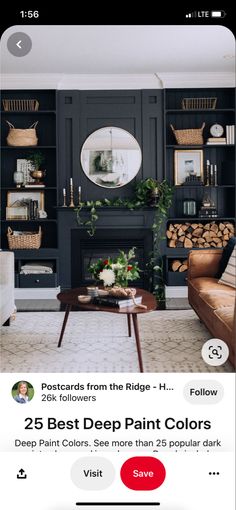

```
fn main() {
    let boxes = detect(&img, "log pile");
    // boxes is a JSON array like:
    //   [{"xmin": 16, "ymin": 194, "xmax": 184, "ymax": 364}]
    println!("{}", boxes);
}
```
[
  {"xmin": 171, "ymin": 259, "xmax": 188, "ymax": 272},
  {"xmin": 167, "ymin": 221, "xmax": 235, "ymax": 248}
]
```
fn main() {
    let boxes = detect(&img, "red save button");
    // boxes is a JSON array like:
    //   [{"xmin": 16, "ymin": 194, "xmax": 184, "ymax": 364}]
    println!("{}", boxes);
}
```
[{"xmin": 120, "ymin": 456, "xmax": 166, "ymax": 491}]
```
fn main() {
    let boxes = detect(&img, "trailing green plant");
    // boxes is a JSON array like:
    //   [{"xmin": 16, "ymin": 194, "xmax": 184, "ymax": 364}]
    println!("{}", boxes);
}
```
[
  {"xmin": 147, "ymin": 180, "xmax": 173, "ymax": 302},
  {"xmin": 75, "ymin": 178, "xmax": 173, "ymax": 301}
]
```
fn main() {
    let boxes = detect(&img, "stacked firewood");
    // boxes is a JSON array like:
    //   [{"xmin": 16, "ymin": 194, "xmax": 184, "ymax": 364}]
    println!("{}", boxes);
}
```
[
  {"xmin": 171, "ymin": 259, "xmax": 188, "ymax": 272},
  {"xmin": 166, "ymin": 221, "xmax": 235, "ymax": 248}
]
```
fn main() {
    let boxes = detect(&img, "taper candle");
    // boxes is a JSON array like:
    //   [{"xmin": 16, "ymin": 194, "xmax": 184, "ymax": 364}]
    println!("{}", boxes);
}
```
[{"xmin": 62, "ymin": 188, "xmax": 67, "ymax": 207}]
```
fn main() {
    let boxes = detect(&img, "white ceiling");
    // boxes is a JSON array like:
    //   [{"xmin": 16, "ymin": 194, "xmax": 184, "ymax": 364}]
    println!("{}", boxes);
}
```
[{"xmin": 1, "ymin": 25, "xmax": 235, "ymax": 74}]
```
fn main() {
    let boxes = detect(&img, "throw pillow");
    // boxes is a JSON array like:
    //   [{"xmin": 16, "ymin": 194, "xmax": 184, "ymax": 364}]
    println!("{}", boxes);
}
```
[
  {"xmin": 218, "ymin": 246, "xmax": 236, "ymax": 289},
  {"xmin": 216, "ymin": 236, "xmax": 236, "ymax": 278}
]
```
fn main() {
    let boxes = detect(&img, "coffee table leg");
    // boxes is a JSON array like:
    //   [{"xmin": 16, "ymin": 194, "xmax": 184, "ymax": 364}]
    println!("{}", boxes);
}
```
[
  {"xmin": 58, "ymin": 304, "xmax": 72, "ymax": 348},
  {"xmin": 132, "ymin": 313, "xmax": 144, "ymax": 373},
  {"xmin": 127, "ymin": 314, "xmax": 132, "ymax": 337}
]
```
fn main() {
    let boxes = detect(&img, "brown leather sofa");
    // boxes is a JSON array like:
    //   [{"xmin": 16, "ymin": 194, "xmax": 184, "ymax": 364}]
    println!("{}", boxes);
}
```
[{"xmin": 188, "ymin": 249, "xmax": 236, "ymax": 368}]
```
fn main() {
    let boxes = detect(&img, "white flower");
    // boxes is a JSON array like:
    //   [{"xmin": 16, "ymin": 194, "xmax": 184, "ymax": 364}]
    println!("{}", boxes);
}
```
[
  {"xmin": 98, "ymin": 268, "xmax": 115, "ymax": 287},
  {"xmin": 111, "ymin": 263, "xmax": 123, "ymax": 270}
]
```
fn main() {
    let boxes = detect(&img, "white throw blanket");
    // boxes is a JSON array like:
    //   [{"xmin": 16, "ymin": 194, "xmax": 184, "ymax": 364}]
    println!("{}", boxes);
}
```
[{"xmin": 20, "ymin": 262, "xmax": 53, "ymax": 274}]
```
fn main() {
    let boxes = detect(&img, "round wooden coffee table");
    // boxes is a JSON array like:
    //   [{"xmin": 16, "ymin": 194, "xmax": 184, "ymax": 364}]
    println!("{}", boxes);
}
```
[{"xmin": 57, "ymin": 287, "xmax": 156, "ymax": 372}]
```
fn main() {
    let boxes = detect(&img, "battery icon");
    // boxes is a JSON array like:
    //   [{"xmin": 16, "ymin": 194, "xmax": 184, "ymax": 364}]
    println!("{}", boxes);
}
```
[{"xmin": 211, "ymin": 10, "xmax": 226, "ymax": 18}]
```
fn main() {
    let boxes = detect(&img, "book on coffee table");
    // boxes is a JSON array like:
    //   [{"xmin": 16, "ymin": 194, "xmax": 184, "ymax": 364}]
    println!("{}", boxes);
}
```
[{"xmin": 92, "ymin": 295, "xmax": 142, "ymax": 308}]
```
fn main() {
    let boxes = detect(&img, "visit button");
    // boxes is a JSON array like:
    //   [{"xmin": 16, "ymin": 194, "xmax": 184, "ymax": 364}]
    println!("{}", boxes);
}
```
[{"xmin": 120, "ymin": 456, "xmax": 166, "ymax": 490}]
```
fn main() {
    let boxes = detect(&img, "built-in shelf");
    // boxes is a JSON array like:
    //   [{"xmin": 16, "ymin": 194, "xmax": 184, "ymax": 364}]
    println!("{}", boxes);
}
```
[
  {"xmin": 1, "ymin": 186, "xmax": 57, "ymax": 190},
  {"xmin": 165, "ymin": 247, "xmax": 223, "ymax": 256},
  {"xmin": 168, "ymin": 217, "xmax": 235, "ymax": 221},
  {"xmin": 1, "ymin": 146, "xmax": 56, "ymax": 149},
  {"xmin": 2, "ymin": 186, "xmax": 57, "ymax": 189},
  {"xmin": 164, "ymin": 88, "xmax": 235, "ymax": 287},
  {"xmin": 1, "ymin": 90, "xmax": 58, "ymax": 289},
  {"xmin": 14, "ymin": 248, "xmax": 59, "ymax": 259},
  {"xmin": 174, "ymin": 185, "xmax": 235, "ymax": 189},
  {"xmin": 1, "ymin": 110, "xmax": 56, "ymax": 114},
  {"xmin": 166, "ymin": 108, "xmax": 235, "ymax": 113},
  {"xmin": 2, "ymin": 219, "xmax": 57, "ymax": 223},
  {"xmin": 166, "ymin": 144, "xmax": 235, "ymax": 149}
]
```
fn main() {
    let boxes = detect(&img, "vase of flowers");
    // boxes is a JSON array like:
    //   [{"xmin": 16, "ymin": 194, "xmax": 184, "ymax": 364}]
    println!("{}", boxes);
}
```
[{"xmin": 88, "ymin": 247, "xmax": 140, "ymax": 288}]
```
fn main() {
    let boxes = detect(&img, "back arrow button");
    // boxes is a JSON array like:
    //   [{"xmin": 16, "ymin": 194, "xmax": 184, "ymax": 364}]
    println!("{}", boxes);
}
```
[{"xmin": 7, "ymin": 32, "xmax": 32, "ymax": 57}]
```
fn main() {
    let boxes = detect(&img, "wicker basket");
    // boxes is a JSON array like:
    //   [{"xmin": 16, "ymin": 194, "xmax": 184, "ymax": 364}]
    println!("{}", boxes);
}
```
[
  {"xmin": 7, "ymin": 226, "xmax": 42, "ymax": 250},
  {"xmin": 2, "ymin": 99, "xmax": 39, "ymax": 111},
  {"xmin": 6, "ymin": 121, "xmax": 38, "ymax": 147},
  {"xmin": 170, "ymin": 123, "xmax": 205, "ymax": 145},
  {"xmin": 182, "ymin": 97, "xmax": 217, "ymax": 110}
]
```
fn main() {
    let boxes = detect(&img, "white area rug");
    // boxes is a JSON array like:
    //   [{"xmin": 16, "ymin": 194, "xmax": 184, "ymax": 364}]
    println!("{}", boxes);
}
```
[{"xmin": 0, "ymin": 310, "xmax": 233, "ymax": 373}]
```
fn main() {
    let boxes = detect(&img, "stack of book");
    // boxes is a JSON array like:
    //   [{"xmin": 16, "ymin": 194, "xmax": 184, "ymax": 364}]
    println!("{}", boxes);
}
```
[
  {"xmin": 206, "ymin": 137, "xmax": 226, "ymax": 145},
  {"xmin": 226, "ymin": 125, "xmax": 235, "ymax": 145},
  {"xmin": 25, "ymin": 199, "xmax": 39, "ymax": 219},
  {"xmin": 92, "ymin": 295, "xmax": 142, "ymax": 308}
]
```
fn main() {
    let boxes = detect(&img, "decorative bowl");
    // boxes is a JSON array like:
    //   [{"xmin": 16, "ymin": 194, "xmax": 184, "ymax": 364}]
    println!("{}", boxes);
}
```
[
  {"xmin": 97, "ymin": 289, "xmax": 109, "ymax": 296},
  {"xmin": 78, "ymin": 295, "xmax": 92, "ymax": 303},
  {"xmin": 30, "ymin": 169, "xmax": 46, "ymax": 179}
]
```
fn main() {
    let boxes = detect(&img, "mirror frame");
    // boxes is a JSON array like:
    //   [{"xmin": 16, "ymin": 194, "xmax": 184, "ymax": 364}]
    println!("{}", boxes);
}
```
[{"xmin": 80, "ymin": 126, "xmax": 142, "ymax": 189}]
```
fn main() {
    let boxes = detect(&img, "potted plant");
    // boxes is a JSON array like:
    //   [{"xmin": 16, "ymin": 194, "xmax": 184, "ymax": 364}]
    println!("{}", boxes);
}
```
[
  {"xmin": 134, "ymin": 177, "xmax": 160, "ymax": 206},
  {"xmin": 26, "ymin": 152, "xmax": 46, "ymax": 185}
]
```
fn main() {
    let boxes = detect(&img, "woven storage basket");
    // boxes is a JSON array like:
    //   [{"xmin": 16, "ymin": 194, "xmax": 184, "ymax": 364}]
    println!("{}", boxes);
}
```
[
  {"xmin": 2, "ymin": 99, "xmax": 39, "ymax": 111},
  {"xmin": 6, "ymin": 121, "xmax": 38, "ymax": 147},
  {"xmin": 7, "ymin": 226, "xmax": 42, "ymax": 250},
  {"xmin": 182, "ymin": 97, "xmax": 217, "ymax": 110},
  {"xmin": 170, "ymin": 123, "xmax": 205, "ymax": 145}
]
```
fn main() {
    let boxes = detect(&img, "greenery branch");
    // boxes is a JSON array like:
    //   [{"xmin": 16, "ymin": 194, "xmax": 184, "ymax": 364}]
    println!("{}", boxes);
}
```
[{"xmin": 75, "ymin": 178, "xmax": 173, "ymax": 302}]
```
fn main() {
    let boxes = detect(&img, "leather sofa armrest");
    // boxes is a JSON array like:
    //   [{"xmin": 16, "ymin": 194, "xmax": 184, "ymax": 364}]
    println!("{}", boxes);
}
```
[
  {"xmin": 233, "ymin": 300, "xmax": 236, "ymax": 351},
  {"xmin": 188, "ymin": 249, "xmax": 223, "ymax": 280}
]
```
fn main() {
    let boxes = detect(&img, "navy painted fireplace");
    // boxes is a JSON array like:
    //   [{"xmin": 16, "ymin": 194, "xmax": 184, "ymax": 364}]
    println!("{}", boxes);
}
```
[
  {"xmin": 58, "ymin": 208, "xmax": 154, "ymax": 289},
  {"xmin": 71, "ymin": 228, "xmax": 152, "ymax": 289}
]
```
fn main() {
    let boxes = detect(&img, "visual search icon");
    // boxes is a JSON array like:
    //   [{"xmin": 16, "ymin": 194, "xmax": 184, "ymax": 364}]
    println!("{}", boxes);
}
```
[{"xmin": 201, "ymin": 339, "xmax": 229, "ymax": 366}]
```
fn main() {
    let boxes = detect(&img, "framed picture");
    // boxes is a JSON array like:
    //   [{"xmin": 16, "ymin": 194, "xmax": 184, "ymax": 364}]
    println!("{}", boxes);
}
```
[
  {"xmin": 16, "ymin": 159, "xmax": 34, "ymax": 185},
  {"xmin": 7, "ymin": 190, "xmax": 44, "ymax": 209},
  {"xmin": 6, "ymin": 190, "xmax": 45, "ymax": 220},
  {"xmin": 174, "ymin": 150, "xmax": 203, "ymax": 185}
]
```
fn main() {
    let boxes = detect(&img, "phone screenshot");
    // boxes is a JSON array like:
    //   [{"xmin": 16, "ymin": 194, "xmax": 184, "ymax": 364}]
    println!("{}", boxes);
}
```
[{"xmin": 0, "ymin": 8, "xmax": 235, "ymax": 510}]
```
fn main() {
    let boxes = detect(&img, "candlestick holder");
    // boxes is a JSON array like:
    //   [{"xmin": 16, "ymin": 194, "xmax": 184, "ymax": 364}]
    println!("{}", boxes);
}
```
[
  {"xmin": 62, "ymin": 189, "xmax": 67, "ymax": 207},
  {"xmin": 61, "ymin": 188, "xmax": 67, "ymax": 207},
  {"xmin": 69, "ymin": 183, "xmax": 75, "ymax": 208}
]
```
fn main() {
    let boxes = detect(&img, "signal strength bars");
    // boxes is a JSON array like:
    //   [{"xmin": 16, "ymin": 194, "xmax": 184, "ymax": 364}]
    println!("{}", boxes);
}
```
[
  {"xmin": 186, "ymin": 12, "xmax": 197, "ymax": 17},
  {"xmin": 186, "ymin": 10, "xmax": 226, "ymax": 18}
]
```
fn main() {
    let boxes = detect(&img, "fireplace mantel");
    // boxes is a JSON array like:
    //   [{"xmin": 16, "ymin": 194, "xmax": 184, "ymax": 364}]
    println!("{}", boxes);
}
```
[
  {"xmin": 58, "ymin": 207, "xmax": 155, "ymax": 289},
  {"xmin": 57, "ymin": 206, "xmax": 155, "ymax": 228}
]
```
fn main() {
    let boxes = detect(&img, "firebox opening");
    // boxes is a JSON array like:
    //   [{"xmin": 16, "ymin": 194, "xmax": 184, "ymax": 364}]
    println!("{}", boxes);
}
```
[{"xmin": 71, "ymin": 228, "xmax": 153, "ymax": 290}]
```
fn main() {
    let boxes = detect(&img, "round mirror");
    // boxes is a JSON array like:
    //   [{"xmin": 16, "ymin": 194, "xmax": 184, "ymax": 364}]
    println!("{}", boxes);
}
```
[{"xmin": 80, "ymin": 127, "xmax": 142, "ymax": 188}]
